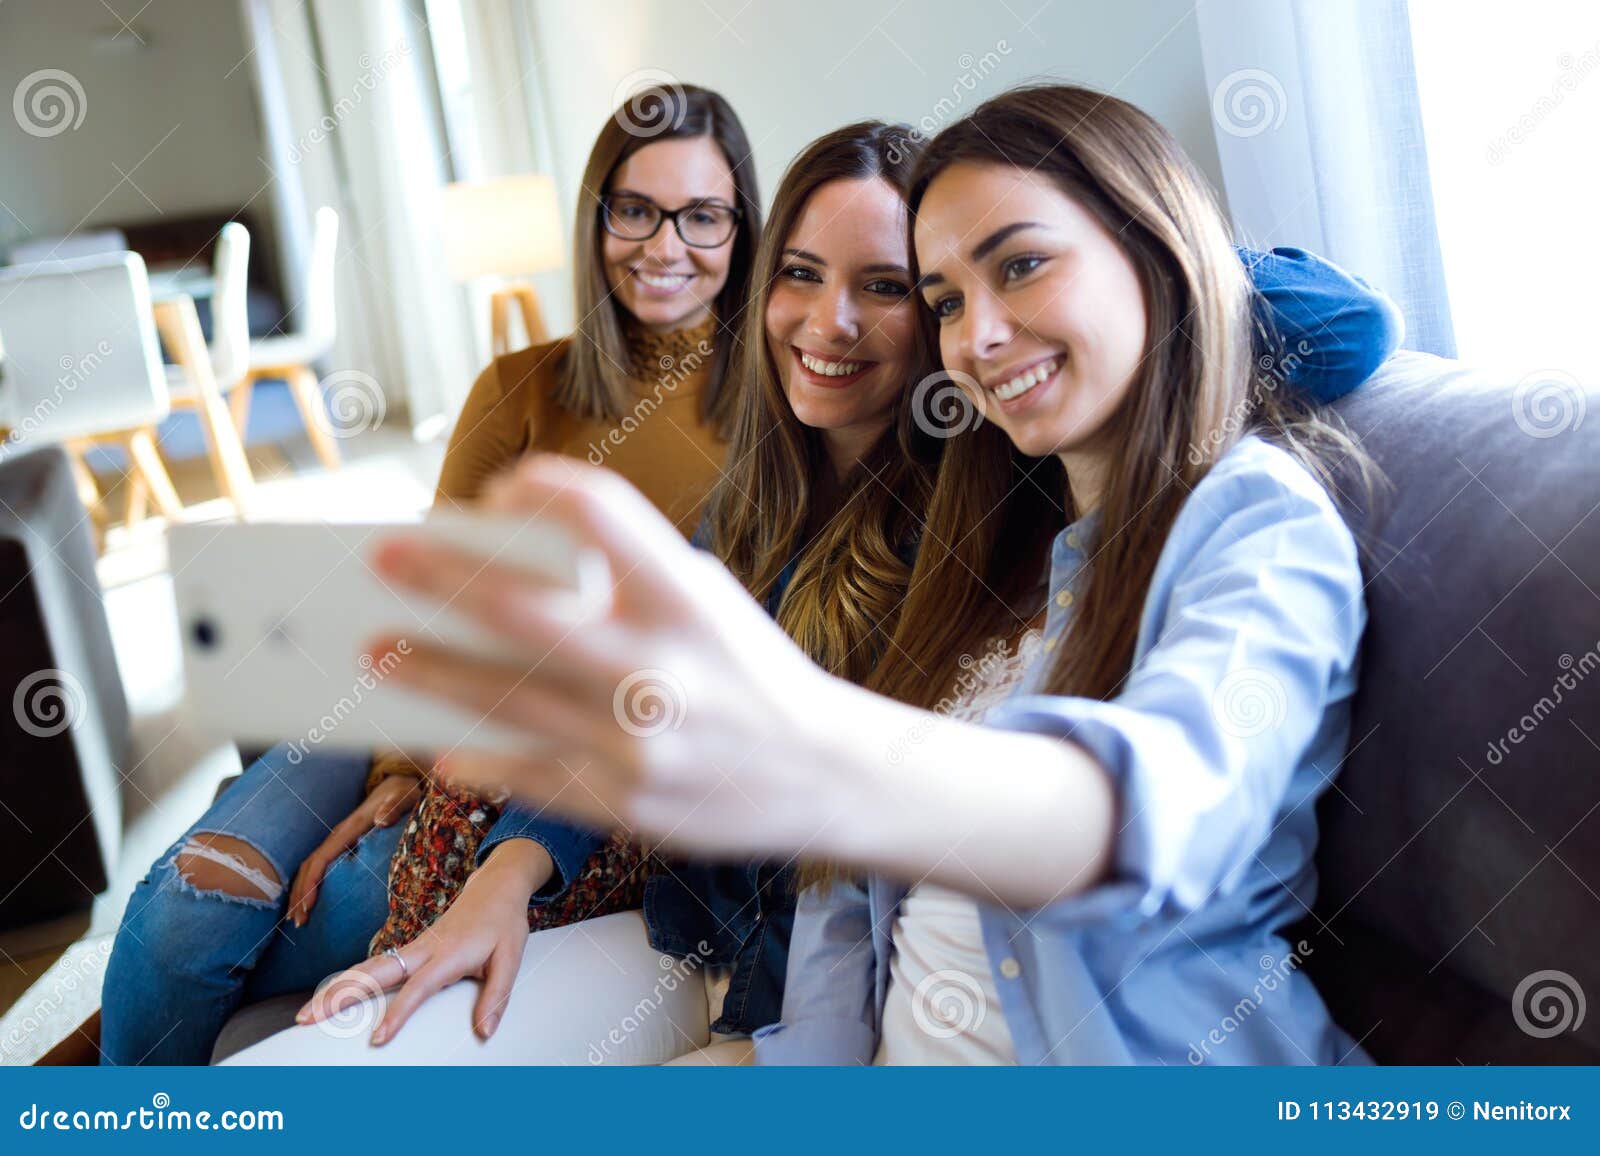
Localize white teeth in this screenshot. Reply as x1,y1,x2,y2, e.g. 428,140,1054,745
799,351,866,377
636,270,691,289
992,358,1061,402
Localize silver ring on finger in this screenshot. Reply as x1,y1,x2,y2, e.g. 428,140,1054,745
384,946,409,980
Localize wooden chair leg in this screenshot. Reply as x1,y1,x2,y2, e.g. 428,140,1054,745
286,365,342,471
124,426,183,519
154,297,253,515
230,373,256,437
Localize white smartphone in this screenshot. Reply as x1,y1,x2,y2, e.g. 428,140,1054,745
167,514,579,756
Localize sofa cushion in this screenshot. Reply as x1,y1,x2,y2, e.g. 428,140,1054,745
1301,353,1600,1062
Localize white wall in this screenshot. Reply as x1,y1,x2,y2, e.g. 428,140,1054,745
0,0,266,255
517,0,1224,330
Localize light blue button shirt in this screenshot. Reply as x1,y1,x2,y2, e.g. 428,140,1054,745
754,435,1370,1065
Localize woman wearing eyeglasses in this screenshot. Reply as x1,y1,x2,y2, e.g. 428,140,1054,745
101,84,762,1066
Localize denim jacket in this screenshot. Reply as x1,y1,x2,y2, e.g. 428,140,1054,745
478,246,1401,1038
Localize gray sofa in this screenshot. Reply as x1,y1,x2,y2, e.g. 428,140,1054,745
1304,351,1600,1062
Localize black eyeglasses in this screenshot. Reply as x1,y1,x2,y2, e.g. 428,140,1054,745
601,192,742,249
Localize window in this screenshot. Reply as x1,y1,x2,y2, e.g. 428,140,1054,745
1409,0,1600,381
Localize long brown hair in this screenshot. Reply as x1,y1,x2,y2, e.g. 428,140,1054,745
556,84,761,433
703,121,941,686
871,84,1372,712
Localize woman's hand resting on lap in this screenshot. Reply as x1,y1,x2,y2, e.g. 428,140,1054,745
286,774,420,927
296,838,554,1045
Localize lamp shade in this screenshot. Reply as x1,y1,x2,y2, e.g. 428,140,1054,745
440,174,564,280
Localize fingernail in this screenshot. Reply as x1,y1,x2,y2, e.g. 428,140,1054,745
371,1026,388,1047
480,1014,499,1039
295,1007,310,1024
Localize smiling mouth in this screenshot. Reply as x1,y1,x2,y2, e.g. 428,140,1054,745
986,355,1063,403
632,269,694,290
793,347,875,385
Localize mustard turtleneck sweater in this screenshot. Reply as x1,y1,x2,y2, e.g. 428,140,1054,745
432,315,727,533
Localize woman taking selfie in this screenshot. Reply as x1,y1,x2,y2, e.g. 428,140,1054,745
349,82,1378,1066
101,83,760,1066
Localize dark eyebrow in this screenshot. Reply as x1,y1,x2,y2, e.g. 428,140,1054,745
610,188,736,210
972,221,1041,261
783,247,825,265
861,263,910,276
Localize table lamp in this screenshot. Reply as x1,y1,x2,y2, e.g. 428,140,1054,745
440,174,564,356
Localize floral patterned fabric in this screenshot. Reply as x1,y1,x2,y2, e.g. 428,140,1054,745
368,779,646,956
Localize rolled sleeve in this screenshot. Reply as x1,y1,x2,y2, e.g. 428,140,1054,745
753,879,879,1065
1241,245,1404,403
476,802,607,906
987,462,1365,926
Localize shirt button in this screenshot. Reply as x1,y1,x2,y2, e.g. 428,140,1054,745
1065,532,1080,551
1042,637,1057,652
1055,589,1074,608
999,957,1022,980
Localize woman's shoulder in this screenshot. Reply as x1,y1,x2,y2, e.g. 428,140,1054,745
1172,434,1360,573
485,335,572,400
1193,434,1345,523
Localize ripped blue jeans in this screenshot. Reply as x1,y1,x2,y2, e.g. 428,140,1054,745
100,744,405,1065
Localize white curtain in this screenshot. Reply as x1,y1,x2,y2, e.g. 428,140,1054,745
247,0,478,437
1198,0,1456,355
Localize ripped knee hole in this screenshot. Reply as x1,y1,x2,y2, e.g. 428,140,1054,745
175,835,284,902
